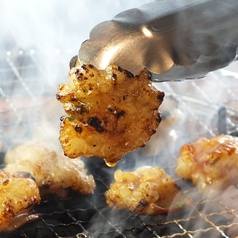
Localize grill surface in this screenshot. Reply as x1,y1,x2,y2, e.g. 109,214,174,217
1,50,238,238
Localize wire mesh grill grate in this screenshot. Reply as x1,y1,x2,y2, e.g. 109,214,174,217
1,51,238,237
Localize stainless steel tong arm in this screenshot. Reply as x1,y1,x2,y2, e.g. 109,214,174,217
78,0,238,82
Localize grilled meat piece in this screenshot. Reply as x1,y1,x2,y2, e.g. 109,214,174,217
56,63,164,166
0,171,40,231
105,166,184,215
4,141,96,197
176,134,238,197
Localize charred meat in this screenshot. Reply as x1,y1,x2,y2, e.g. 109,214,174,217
105,166,184,215
0,171,40,231
56,63,164,166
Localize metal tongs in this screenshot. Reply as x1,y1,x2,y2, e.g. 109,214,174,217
78,0,238,82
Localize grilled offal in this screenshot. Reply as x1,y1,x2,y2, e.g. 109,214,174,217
57,63,164,166
105,166,186,215
4,141,96,196
0,171,40,231
176,134,238,197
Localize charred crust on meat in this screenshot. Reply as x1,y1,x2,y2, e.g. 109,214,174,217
88,117,105,132
152,129,156,135
112,73,117,80
138,199,149,207
116,110,125,119
76,106,87,114
86,83,93,91
70,97,77,102
81,64,87,70
108,107,113,113
157,92,165,101
60,115,66,121
57,62,164,163
124,69,134,78
157,113,162,123
117,66,123,72
112,73,118,84
2,179,9,186
134,199,149,212
148,71,152,79
140,143,146,148
75,68,79,75
75,125,83,133
77,73,84,79
108,108,125,118
114,65,134,77
75,69,84,79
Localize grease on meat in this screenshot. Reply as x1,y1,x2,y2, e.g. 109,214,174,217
56,63,164,166
4,141,96,197
176,134,238,197
105,166,183,215
0,171,40,231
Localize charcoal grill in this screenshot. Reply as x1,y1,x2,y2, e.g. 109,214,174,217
1,49,238,238
2,1,238,237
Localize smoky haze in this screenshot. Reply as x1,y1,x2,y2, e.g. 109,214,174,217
0,0,152,61
1,1,238,237
0,0,152,145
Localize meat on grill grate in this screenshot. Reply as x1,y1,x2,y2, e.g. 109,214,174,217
1,51,238,237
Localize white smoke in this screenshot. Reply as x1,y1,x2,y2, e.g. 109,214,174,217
0,0,152,55
1,1,238,237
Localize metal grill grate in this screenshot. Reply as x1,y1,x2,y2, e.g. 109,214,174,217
1,51,238,238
